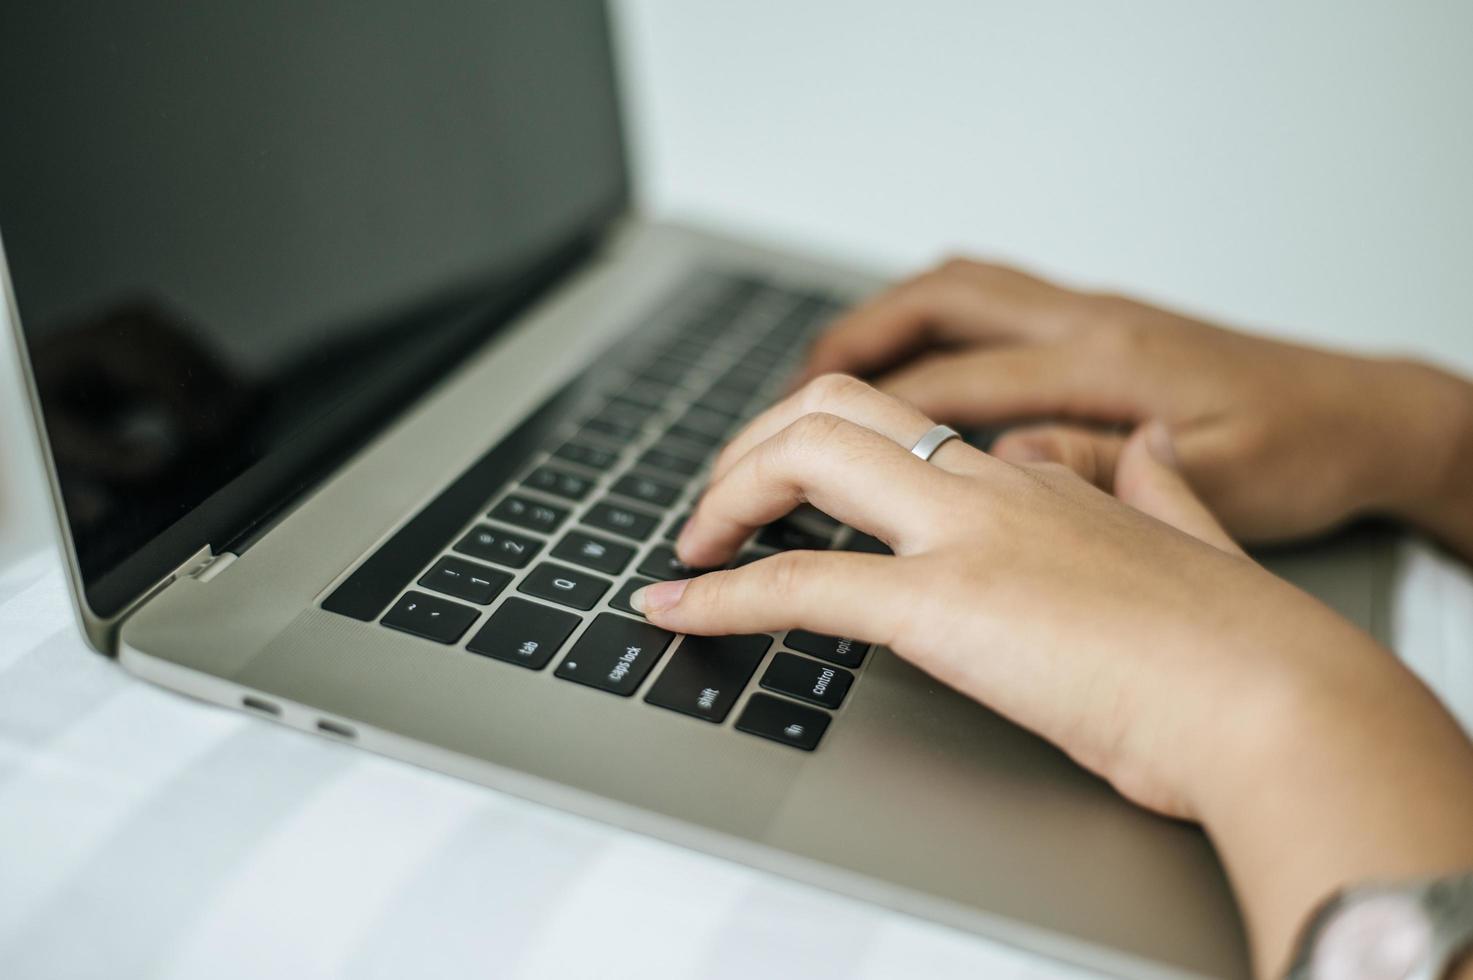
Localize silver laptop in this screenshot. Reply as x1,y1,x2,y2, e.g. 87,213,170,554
0,4,1393,978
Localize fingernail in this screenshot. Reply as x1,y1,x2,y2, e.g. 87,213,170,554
629,578,690,614
1144,420,1178,469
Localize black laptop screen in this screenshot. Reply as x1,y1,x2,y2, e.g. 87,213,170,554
0,1,628,618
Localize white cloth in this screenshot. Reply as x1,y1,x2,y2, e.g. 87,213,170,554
2,539,1469,980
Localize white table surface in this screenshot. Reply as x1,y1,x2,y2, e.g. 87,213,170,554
2,522,1471,980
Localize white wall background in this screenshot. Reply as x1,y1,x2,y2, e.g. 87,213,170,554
6,3,1473,562
612,0,1473,371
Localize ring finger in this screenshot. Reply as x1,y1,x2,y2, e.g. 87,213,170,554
710,373,982,483
676,411,966,568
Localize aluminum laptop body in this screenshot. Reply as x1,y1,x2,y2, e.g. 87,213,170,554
0,4,1393,978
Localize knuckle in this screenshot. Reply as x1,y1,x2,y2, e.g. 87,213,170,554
1089,317,1149,360
904,270,951,296
763,550,812,599
801,372,870,412
785,411,850,454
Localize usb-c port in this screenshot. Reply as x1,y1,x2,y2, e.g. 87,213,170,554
316,719,356,740
241,695,281,717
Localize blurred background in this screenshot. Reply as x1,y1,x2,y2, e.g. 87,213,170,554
615,0,1473,366
6,0,1472,563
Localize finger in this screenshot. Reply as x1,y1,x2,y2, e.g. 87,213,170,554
798,262,1080,383
678,412,962,568
1114,422,1244,556
990,424,1127,491
710,373,983,484
632,550,904,642
877,345,1148,427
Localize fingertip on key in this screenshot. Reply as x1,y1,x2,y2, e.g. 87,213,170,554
629,578,690,615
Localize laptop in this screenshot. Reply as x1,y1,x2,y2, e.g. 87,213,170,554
0,4,1393,978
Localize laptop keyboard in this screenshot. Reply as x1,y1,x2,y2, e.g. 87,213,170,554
322,272,892,751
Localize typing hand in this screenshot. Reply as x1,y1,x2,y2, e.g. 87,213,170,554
798,258,1473,556
632,375,1473,979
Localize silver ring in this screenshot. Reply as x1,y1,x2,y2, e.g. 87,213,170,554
909,424,961,463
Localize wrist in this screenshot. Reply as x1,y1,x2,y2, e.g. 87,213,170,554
1360,358,1473,552
1190,618,1473,977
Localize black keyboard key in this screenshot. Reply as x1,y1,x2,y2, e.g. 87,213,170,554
693,388,748,417
761,652,853,709
756,520,831,552
735,693,830,751
664,511,691,541
655,339,709,364
786,629,870,668
677,405,737,435
417,556,512,605
611,473,682,508
727,550,770,569
552,530,636,575
647,434,710,463
555,613,675,696
638,448,702,477
518,562,612,611
598,400,658,428
645,634,771,723
381,591,479,644
791,504,842,530
741,346,785,369
637,544,705,581
611,381,676,410
582,500,660,541
609,576,656,617
466,598,580,670
664,424,722,448
490,495,569,535
553,442,620,471
841,531,893,555
579,417,643,444
716,365,768,392
523,465,595,501
453,524,542,569
635,359,689,386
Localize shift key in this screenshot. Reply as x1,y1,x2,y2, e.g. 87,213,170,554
555,614,674,696
645,634,771,723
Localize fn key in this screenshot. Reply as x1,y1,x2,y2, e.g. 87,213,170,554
735,694,831,751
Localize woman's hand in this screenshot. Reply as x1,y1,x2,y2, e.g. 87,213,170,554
631,374,1473,978
798,258,1473,557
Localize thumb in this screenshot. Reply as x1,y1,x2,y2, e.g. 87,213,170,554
1116,422,1244,556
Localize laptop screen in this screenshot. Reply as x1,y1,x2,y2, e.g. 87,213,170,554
0,1,628,619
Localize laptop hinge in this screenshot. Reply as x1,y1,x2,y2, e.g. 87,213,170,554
141,545,237,607
93,545,239,656
184,550,238,583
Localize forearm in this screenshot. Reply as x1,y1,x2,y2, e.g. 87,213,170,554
1373,360,1473,561
1196,629,1473,978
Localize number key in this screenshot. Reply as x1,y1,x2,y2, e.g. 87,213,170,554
490,494,568,535
417,556,511,605
453,524,541,569
553,442,619,472
582,500,660,541
523,465,594,501
611,473,682,509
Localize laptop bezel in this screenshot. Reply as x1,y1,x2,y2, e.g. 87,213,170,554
0,2,635,653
